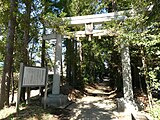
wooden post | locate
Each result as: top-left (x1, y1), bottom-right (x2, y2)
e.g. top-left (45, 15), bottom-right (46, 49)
top-left (26, 87), bottom-right (30, 104)
top-left (16, 63), bottom-right (24, 113)
top-left (52, 34), bottom-right (62, 94)
top-left (44, 68), bottom-right (48, 109)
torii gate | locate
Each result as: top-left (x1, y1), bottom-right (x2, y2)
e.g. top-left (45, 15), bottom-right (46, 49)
top-left (43, 10), bottom-right (135, 111)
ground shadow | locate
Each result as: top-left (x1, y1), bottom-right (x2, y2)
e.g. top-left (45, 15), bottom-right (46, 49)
top-left (1, 96), bottom-right (71, 120)
top-left (66, 96), bottom-right (117, 120)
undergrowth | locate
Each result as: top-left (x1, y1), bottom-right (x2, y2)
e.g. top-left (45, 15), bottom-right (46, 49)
top-left (149, 100), bottom-right (160, 120)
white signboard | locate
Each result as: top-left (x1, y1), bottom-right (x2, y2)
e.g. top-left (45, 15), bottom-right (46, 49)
top-left (22, 66), bottom-right (47, 87)
top-left (16, 63), bottom-right (48, 112)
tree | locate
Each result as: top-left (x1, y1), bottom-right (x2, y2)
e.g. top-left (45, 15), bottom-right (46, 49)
top-left (19, 0), bottom-right (32, 102)
top-left (0, 0), bottom-right (16, 108)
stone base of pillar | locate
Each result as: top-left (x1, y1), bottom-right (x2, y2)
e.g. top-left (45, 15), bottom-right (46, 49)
top-left (116, 98), bottom-right (153, 119)
top-left (116, 97), bottom-right (138, 112)
top-left (116, 97), bottom-right (138, 120)
top-left (43, 94), bottom-right (69, 108)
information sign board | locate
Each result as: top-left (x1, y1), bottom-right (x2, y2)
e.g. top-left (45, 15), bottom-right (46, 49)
top-left (22, 67), bottom-right (47, 87)
top-left (16, 63), bottom-right (48, 112)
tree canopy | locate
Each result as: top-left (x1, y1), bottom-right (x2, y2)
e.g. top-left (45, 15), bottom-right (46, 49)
top-left (0, 1), bottom-right (160, 117)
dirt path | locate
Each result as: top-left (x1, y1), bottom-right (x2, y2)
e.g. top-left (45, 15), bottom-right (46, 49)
top-left (1, 82), bottom-right (152, 120)
top-left (67, 96), bottom-right (117, 120)
top-left (66, 83), bottom-right (119, 120)
top-left (1, 83), bottom-right (119, 120)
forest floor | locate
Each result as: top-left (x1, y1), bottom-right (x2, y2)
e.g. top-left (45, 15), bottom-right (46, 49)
top-left (0, 81), bottom-right (155, 120)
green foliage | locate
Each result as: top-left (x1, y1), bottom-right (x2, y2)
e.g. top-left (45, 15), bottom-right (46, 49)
top-left (42, 12), bottom-right (68, 34)
top-left (67, 0), bottom-right (98, 16)
top-left (0, 38), bottom-right (5, 61)
top-left (0, 67), bottom-right (2, 76)
top-left (0, 1), bottom-right (9, 25)
top-left (117, 0), bottom-right (132, 10)
top-left (150, 101), bottom-right (160, 120)
top-left (81, 38), bottom-right (106, 83)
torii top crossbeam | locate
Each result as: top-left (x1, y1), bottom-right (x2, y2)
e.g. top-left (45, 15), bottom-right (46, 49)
top-left (64, 10), bottom-right (132, 38)
top-left (64, 10), bottom-right (128, 25)
top-left (43, 10), bottom-right (132, 39)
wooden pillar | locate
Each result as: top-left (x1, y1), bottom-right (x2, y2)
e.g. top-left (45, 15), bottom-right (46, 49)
top-left (121, 43), bottom-right (133, 100)
top-left (52, 34), bottom-right (62, 94)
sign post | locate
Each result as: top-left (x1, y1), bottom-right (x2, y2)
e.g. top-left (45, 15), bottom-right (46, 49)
top-left (16, 63), bottom-right (48, 112)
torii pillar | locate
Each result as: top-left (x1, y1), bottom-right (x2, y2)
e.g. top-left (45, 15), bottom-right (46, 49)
top-left (46, 33), bottom-right (68, 107)
top-left (120, 42), bottom-right (137, 113)
top-left (121, 43), bottom-right (133, 101)
top-left (52, 34), bottom-right (62, 94)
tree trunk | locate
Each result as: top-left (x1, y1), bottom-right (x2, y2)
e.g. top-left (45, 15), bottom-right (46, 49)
top-left (0, 0), bottom-right (16, 108)
top-left (23, 0), bottom-right (31, 65)
top-left (41, 27), bottom-right (46, 67)
top-left (11, 71), bottom-right (14, 103)
top-left (41, 38), bottom-right (45, 67)
top-left (72, 39), bottom-right (77, 87)
top-left (66, 39), bottom-right (72, 85)
top-left (71, 39), bottom-right (76, 86)
top-left (141, 46), bottom-right (153, 109)
top-left (21, 0), bottom-right (31, 101)
top-left (40, 27), bottom-right (46, 97)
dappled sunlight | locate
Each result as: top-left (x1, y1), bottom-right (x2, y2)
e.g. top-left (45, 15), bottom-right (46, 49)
top-left (0, 106), bottom-right (16, 119)
top-left (0, 96), bottom-right (69, 120)
top-left (68, 96), bottom-right (117, 120)
top-left (93, 99), bottom-right (116, 110)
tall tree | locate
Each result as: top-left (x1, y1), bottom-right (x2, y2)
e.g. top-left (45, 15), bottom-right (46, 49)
top-left (23, 0), bottom-right (31, 65)
top-left (20, 0), bottom-right (32, 101)
top-left (0, 0), bottom-right (16, 108)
